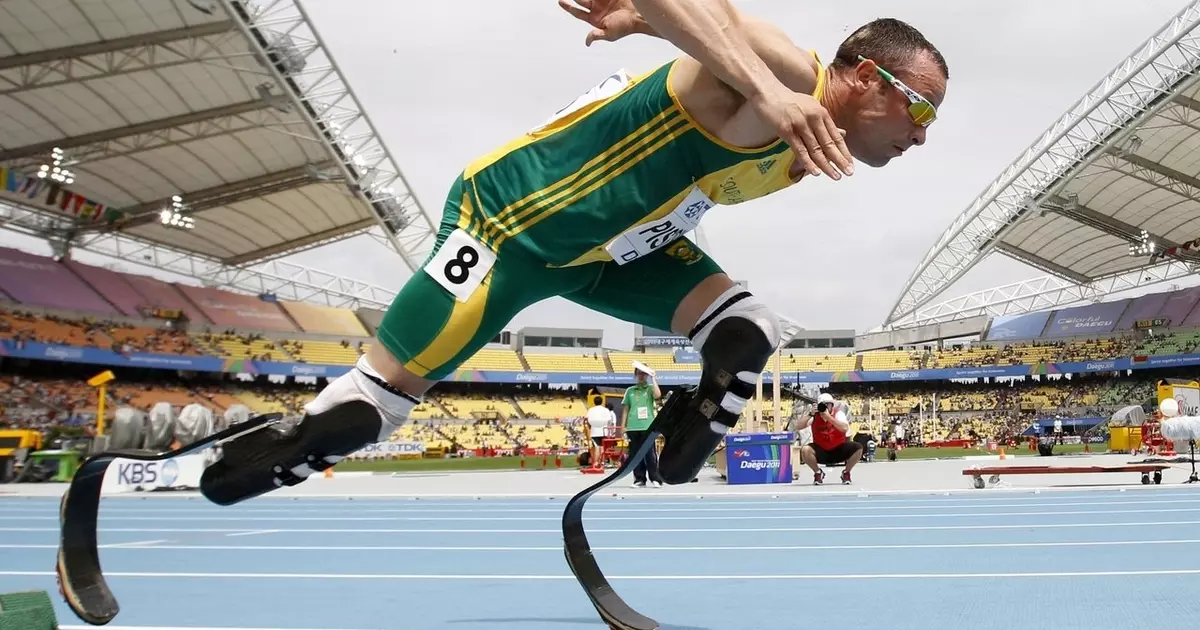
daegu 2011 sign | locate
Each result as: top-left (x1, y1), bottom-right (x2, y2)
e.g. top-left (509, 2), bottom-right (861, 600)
top-left (347, 441), bottom-right (426, 459)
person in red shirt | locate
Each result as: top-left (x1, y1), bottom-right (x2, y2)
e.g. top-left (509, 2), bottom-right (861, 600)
top-left (795, 393), bottom-right (863, 485)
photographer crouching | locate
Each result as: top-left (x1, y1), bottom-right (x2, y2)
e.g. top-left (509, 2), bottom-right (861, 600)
top-left (794, 393), bottom-right (863, 485)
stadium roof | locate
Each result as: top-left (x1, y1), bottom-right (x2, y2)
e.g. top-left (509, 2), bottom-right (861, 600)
top-left (885, 1), bottom-right (1200, 329)
top-left (0, 0), bottom-right (435, 308)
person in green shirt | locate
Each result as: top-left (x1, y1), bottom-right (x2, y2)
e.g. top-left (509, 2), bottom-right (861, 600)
top-left (621, 363), bottom-right (662, 487)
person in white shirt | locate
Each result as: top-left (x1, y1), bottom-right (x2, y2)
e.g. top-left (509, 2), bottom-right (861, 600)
top-left (585, 401), bottom-right (616, 465)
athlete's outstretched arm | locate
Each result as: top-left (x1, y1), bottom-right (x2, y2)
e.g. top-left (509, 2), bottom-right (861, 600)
top-left (559, 0), bottom-right (823, 118)
top-left (628, 0), bottom-right (781, 102)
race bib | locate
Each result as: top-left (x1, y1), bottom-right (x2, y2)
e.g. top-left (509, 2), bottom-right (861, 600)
top-left (605, 186), bottom-right (715, 265)
top-left (533, 69), bottom-right (632, 132)
top-left (423, 229), bottom-right (497, 303)
top-left (637, 407), bottom-right (649, 420)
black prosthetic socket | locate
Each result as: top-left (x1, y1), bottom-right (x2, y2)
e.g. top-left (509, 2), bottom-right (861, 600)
top-left (657, 316), bottom-right (774, 485)
top-left (200, 400), bottom-right (383, 506)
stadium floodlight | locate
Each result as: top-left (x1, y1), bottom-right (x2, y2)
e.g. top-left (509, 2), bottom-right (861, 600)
top-left (1128, 229), bottom-right (1156, 257)
top-left (37, 148), bottom-right (75, 185)
top-left (159, 195), bottom-right (195, 230)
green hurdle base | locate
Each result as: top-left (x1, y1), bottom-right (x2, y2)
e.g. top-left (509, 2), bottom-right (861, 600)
top-left (0, 590), bottom-right (58, 630)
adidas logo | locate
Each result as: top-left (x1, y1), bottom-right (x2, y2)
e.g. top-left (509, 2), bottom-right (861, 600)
top-left (756, 159), bottom-right (776, 174)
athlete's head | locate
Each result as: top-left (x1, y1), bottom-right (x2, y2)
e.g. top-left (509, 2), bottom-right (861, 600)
top-left (824, 18), bottom-right (949, 168)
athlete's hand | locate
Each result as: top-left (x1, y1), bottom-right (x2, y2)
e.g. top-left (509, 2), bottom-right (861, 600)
top-left (749, 87), bottom-right (853, 180)
top-left (558, 0), bottom-right (649, 46)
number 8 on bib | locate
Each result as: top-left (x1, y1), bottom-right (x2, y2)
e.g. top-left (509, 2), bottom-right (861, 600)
top-left (424, 229), bottom-right (497, 302)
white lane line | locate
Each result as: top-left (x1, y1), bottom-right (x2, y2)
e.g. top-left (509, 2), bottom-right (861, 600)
top-left (6, 519), bottom-right (1200, 534)
top-left (5, 539), bottom-right (1200, 552)
top-left (9, 569), bottom-right (1200, 580)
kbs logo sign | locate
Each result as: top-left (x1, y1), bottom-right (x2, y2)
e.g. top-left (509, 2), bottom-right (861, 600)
top-left (116, 459), bottom-right (179, 487)
top-left (732, 449), bottom-right (750, 458)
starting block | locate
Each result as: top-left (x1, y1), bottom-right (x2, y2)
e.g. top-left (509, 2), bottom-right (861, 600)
top-left (963, 463), bottom-right (1173, 489)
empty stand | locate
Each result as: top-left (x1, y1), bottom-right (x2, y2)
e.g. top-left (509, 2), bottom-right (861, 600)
top-left (439, 393), bottom-right (520, 419)
top-left (284, 339), bottom-right (362, 365)
top-left (0, 247), bottom-right (116, 314)
top-left (281, 301), bottom-right (370, 337)
top-left (64, 261), bottom-right (150, 318)
top-left (860, 350), bottom-right (921, 371)
top-left (523, 352), bottom-right (609, 372)
top-left (121, 274), bottom-right (209, 324)
top-left (176, 285), bottom-right (298, 333)
top-left (780, 353), bottom-right (857, 372)
top-left (518, 393), bottom-right (587, 419)
top-left (457, 349), bottom-right (524, 371)
top-left (196, 333), bottom-right (295, 362)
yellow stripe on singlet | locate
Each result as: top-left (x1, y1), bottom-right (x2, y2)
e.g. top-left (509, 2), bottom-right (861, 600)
top-left (493, 116), bottom-right (692, 249)
top-left (480, 106), bottom-right (684, 248)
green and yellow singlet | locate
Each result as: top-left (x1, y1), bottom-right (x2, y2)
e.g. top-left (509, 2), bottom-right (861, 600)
top-left (456, 53), bottom-right (827, 268)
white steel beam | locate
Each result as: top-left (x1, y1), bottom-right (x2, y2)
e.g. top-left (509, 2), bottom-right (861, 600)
top-left (221, 0), bottom-right (438, 274)
top-left (2, 108), bottom-right (313, 172)
top-left (0, 100), bottom-right (271, 164)
top-left (0, 25), bottom-right (251, 96)
top-left (884, 1), bottom-right (1200, 327)
top-left (889, 261), bottom-right (1197, 328)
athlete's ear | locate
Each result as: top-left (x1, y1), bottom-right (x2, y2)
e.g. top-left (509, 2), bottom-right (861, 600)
top-left (851, 58), bottom-right (877, 92)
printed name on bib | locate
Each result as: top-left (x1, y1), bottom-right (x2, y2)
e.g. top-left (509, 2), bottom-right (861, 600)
top-left (423, 229), bottom-right (497, 303)
top-left (605, 186), bottom-right (716, 265)
top-left (533, 69), bottom-right (632, 132)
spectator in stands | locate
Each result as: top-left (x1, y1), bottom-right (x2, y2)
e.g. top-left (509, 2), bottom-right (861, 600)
top-left (794, 393), bottom-right (862, 485)
top-left (621, 363), bottom-right (662, 488)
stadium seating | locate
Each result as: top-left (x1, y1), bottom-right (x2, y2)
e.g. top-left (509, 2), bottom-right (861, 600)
top-left (860, 350), bottom-right (922, 371)
top-left (457, 349), bottom-right (524, 371)
top-left (522, 352), bottom-right (609, 373)
top-left (3, 242), bottom-right (1200, 461)
top-left (282, 339), bottom-right (361, 365)
top-left (198, 333), bottom-right (295, 362)
top-left (1133, 331), bottom-right (1200, 356)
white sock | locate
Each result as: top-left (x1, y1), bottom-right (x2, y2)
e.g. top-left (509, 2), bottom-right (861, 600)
top-left (304, 354), bottom-right (420, 442)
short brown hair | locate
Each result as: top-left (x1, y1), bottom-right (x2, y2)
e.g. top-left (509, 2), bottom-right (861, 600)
top-left (831, 18), bottom-right (948, 80)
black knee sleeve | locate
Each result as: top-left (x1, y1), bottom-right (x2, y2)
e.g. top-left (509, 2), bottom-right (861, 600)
top-left (200, 400), bottom-right (382, 505)
top-left (657, 315), bottom-right (775, 485)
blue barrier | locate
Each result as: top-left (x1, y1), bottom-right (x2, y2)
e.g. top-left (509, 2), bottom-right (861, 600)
top-left (724, 433), bottom-right (794, 485)
top-left (2, 340), bottom-right (1197, 384)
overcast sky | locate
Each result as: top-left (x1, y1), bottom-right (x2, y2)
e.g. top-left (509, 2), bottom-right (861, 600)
top-left (4, 0), bottom-right (1198, 348)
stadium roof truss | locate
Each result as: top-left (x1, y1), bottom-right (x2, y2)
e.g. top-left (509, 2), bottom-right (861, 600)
top-left (0, 0), bottom-right (434, 308)
top-left (886, 1), bottom-right (1200, 329)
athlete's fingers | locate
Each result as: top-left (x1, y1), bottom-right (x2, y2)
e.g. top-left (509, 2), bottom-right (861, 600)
top-left (801, 120), bottom-right (841, 180)
top-left (560, 0), bottom-right (590, 21)
top-left (585, 28), bottom-right (609, 45)
top-left (822, 116), bottom-right (854, 176)
top-left (786, 128), bottom-right (823, 178)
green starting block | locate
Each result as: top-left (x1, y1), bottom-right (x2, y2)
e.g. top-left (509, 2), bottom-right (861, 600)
top-left (0, 590), bottom-right (58, 630)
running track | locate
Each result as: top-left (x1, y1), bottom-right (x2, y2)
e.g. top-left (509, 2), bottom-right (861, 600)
top-left (2, 487), bottom-right (1200, 630)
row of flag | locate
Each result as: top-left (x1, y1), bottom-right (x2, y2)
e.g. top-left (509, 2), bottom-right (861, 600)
top-left (0, 165), bottom-right (123, 224)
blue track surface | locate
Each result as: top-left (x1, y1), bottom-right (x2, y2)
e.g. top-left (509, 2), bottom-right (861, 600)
top-left (3, 487), bottom-right (1200, 630)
